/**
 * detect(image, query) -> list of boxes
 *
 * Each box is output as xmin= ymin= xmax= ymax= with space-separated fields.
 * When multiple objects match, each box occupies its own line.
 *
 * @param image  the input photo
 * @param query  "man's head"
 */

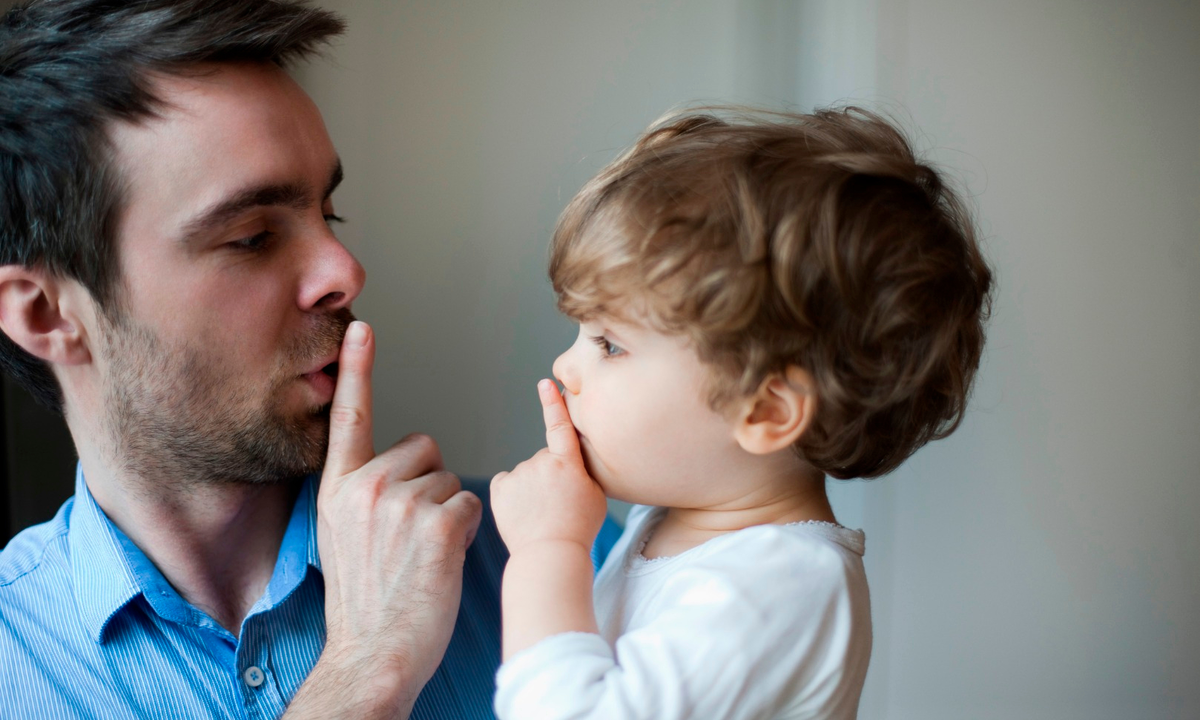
xmin=0 ymin=1 xmax=364 ymax=485
xmin=549 ymin=107 xmax=994 ymax=479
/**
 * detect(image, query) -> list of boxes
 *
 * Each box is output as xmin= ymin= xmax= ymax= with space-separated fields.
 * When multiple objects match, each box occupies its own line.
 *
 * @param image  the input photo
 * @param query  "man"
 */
xmin=0 ymin=1 xmax=507 ymax=717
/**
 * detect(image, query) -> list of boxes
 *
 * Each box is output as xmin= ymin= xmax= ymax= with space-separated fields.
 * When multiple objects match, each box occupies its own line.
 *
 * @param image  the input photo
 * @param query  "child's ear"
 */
xmin=732 ymin=366 xmax=818 ymax=455
xmin=0 ymin=265 xmax=93 ymax=367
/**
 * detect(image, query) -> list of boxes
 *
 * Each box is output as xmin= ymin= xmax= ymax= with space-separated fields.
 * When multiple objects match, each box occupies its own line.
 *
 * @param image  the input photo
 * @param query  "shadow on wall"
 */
xmin=2 ymin=376 xmax=77 ymax=544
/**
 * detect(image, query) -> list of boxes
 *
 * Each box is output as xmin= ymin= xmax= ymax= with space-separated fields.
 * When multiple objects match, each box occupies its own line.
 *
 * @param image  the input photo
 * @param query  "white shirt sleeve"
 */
xmin=493 ymin=525 xmax=869 ymax=720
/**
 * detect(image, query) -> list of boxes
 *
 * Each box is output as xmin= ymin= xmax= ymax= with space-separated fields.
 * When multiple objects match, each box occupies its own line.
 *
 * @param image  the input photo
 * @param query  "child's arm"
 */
xmin=490 ymin=381 xmax=869 ymax=720
xmin=490 ymin=379 xmax=609 ymax=660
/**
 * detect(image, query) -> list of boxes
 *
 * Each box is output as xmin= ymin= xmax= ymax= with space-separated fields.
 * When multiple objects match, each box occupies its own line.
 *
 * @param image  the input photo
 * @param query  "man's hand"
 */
xmin=287 ymin=321 xmax=483 ymax=719
xmin=490 ymin=379 xmax=608 ymax=556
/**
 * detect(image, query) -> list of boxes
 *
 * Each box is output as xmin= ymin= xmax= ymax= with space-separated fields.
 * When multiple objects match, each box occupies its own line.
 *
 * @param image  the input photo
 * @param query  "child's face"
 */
xmin=552 ymin=313 xmax=748 ymax=508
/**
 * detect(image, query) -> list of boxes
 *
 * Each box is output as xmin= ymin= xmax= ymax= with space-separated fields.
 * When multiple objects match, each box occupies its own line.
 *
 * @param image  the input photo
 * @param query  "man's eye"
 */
xmin=589 ymin=335 xmax=624 ymax=357
xmin=229 ymin=232 xmax=272 ymax=251
xmin=324 ymin=213 xmax=346 ymax=225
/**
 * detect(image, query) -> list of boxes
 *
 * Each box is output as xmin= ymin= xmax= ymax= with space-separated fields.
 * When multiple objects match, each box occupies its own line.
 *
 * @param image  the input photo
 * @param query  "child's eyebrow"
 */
xmin=599 ymin=325 xmax=634 ymax=345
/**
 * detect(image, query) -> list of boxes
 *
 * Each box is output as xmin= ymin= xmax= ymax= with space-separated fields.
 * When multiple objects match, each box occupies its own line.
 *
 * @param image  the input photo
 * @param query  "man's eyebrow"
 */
xmin=179 ymin=159 xmax=344 ymax=245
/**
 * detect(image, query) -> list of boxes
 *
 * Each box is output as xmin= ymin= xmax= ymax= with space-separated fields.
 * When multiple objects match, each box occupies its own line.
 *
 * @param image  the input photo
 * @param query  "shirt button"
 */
xmin=243 ymin=666 xmax=265 ymax=688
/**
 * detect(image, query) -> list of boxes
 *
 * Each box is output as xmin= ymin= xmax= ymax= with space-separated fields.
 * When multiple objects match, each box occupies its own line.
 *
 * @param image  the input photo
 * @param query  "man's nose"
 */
xmin=552 ymin=348 xmax=581 ymax=395
xmin=298 ymin=226 xmax=366 ymax=312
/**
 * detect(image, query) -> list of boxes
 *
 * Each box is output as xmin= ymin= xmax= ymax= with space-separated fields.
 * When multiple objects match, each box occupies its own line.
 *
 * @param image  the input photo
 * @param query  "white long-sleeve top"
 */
xmin=494 ymin=505 xmax=872 ymax=720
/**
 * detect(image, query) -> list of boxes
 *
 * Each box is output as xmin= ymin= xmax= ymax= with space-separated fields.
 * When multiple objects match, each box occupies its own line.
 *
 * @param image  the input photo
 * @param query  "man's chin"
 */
xmin=293 ymin=407 xmax=333 ymax=470
xmin=223 ymin=408 xmax=332 ymax=484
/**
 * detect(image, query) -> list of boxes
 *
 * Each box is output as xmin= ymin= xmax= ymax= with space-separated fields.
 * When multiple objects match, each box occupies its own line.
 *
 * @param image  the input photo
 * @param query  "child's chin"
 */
xmin=579 ymin=443 xmax=637 ymax=502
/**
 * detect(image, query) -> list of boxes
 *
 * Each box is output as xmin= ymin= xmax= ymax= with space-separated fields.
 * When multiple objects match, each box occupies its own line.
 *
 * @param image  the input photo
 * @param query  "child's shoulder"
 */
xmin=695 ymin=519 xmax=867 ymax=593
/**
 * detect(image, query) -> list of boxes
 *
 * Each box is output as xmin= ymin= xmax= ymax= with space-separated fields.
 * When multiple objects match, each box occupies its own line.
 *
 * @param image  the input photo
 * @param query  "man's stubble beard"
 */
xmin=99 ymin=307 xmax=354 ymax=489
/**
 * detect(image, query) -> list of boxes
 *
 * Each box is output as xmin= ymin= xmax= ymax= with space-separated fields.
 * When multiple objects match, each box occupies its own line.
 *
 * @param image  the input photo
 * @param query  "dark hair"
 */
xmin=0 ymin=0 xmax=344 ymax=411
xmin=551 ymin=107 xmax=994 ymax=479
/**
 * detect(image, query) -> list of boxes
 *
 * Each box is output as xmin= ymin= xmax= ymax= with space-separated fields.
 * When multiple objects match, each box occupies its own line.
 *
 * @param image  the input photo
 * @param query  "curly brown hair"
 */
xmin=549 ymin=107 xmax=994 ymax=479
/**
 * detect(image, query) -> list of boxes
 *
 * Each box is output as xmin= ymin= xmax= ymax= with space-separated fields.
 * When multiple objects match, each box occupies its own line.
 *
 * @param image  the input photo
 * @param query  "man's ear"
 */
xmin=0 ymin=265 xmax=92 ymax=366
xmin=733 ymin=366 xmax=818 ymax=455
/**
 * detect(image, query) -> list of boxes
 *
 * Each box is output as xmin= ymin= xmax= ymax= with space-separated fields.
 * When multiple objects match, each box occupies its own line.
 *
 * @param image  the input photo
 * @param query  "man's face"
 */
xmin=98 ymin=62 xmax=365 ymax=486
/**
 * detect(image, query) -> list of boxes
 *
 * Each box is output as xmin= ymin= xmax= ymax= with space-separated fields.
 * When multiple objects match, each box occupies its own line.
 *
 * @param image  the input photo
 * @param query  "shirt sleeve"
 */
xmin=493 ymin=528 xmax=868 ymax=720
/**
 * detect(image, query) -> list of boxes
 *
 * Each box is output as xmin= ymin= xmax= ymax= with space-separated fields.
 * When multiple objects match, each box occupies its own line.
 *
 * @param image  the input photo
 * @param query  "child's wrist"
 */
xmin=501 ymin=537 xmax=600 ymax=661
xmin=505 ymin=536 xmax=594 ymax=562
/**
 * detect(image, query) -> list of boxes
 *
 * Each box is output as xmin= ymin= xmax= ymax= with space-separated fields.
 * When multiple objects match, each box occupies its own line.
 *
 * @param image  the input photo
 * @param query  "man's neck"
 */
xmin=76 ymin=447 xmax=300 ymax=639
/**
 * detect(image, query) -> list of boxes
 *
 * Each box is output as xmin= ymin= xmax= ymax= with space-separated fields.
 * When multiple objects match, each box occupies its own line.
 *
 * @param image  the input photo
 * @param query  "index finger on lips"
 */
xmin=323 ymin=321 xmax=375 ymax=481
xmin=539 ymin=378 xmax=581 ymax=457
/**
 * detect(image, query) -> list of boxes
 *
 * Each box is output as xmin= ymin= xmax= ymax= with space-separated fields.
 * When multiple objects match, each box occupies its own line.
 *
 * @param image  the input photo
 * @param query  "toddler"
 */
xmin=490 ymin=107 xmax=993 ymax=719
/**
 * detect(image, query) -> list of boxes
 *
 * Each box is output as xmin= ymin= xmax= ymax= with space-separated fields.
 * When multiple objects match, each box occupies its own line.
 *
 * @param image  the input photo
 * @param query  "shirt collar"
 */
xmin=259 ymin=475 xmax=322 ymax=610
xmin=68 ymin=465 xmax=322 ymax=644
xmin=67 ymin=464 xmax=143 ymax=644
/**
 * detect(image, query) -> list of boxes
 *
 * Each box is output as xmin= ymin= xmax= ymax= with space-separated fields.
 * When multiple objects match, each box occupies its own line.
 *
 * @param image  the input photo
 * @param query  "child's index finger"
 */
xmin=539 ymin=378 xmax=581 ymax=457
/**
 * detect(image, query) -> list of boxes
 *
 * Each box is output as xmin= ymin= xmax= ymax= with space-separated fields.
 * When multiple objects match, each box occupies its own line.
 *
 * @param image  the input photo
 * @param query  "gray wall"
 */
xmin=309 ymin=1 xmax=1199 ymax=717
xmin=854 ymin=1 xmax=1200 ymax=717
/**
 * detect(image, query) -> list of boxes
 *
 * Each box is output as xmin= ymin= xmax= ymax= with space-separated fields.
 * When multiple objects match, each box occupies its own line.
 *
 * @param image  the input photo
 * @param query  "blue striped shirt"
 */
xmin=0 ymin=466 xmax=509 ymax=719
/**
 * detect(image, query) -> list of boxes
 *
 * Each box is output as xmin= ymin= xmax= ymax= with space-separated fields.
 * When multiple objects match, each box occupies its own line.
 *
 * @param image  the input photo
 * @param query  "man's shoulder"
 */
xmin=0 ymin=497 xmax=83 ymax=708
xmin=0 ymin=496 xmax=74 ymax=588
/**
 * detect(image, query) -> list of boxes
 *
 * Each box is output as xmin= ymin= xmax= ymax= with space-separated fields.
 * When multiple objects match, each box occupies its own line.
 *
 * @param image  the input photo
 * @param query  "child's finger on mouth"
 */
xmin=538 ymin=378 xmax=581 ymax=457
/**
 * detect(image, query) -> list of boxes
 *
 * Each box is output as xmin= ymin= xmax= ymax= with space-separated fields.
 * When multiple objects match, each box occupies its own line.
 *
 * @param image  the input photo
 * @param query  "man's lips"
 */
xmin=300 ymin=353 xmax=340 ymax=403
xmin=302 ymin=352 xmax=341 ymax=379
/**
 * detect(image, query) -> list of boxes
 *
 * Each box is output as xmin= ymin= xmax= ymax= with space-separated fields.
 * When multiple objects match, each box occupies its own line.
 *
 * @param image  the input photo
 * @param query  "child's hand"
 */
xmin=491 ymin=379 xmax=608 ymax=555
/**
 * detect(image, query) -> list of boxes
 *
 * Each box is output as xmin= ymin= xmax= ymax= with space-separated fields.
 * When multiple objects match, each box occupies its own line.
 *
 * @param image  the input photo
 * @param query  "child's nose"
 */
xmin=552 ymin=349 xmax=581 ymax=395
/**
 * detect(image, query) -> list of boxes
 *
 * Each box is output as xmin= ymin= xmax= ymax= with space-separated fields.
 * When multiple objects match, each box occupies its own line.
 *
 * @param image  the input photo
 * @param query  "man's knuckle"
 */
xmin=401 ymin=432 xmax=438 ymax=454
xmin=425 ymin=512 xmax=461 ymax=542
xmin=433 ymin=470 xmax=461 ymax=491
xmin=330 ymin=405 xmax=367 ymax=429
xmin=366 ymin=468 xmax=395 ymax=495
xmin=386 ymin=478 xmax=419 ymax=503
xmin=460 ymin=491 xmax=482 ymax=513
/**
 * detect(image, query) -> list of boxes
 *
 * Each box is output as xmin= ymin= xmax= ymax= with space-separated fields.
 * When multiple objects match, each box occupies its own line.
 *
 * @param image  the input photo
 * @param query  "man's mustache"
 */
xmin=291 ymin=307 xmax=357 ymax=368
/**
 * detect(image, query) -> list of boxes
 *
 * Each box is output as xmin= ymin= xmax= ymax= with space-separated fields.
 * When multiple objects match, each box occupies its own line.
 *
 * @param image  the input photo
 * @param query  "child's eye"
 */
xmin=589 ymin=335 xmax=624 ymax=358
xmin=324 ymin=213 xmax=346 ymax=226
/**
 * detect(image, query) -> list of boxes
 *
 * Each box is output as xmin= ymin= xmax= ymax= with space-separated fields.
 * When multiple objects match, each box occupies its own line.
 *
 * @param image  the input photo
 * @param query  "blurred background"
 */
xmin=4 ymin=1 xmax=1197 ymax=718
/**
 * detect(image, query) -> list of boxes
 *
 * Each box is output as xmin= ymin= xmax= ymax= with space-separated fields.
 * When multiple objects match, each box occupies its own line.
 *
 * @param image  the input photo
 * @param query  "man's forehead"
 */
xmin=107 ymin=62 xmax=305 ymax=153
xmin=105 ymin=61 xmax=335 ymax=237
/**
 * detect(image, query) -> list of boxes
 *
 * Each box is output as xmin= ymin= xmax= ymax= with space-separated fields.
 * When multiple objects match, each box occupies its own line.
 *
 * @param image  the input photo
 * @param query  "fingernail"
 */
xmin=538 ymin=379 xmax=554 ymax=395
xmin=347 ymin=321 xmax=368 ymax=348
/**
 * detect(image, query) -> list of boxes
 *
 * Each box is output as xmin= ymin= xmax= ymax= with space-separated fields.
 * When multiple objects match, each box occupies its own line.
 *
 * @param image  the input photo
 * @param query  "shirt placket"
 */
xmin=235 ymin=615 xmax=287 ymax=720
